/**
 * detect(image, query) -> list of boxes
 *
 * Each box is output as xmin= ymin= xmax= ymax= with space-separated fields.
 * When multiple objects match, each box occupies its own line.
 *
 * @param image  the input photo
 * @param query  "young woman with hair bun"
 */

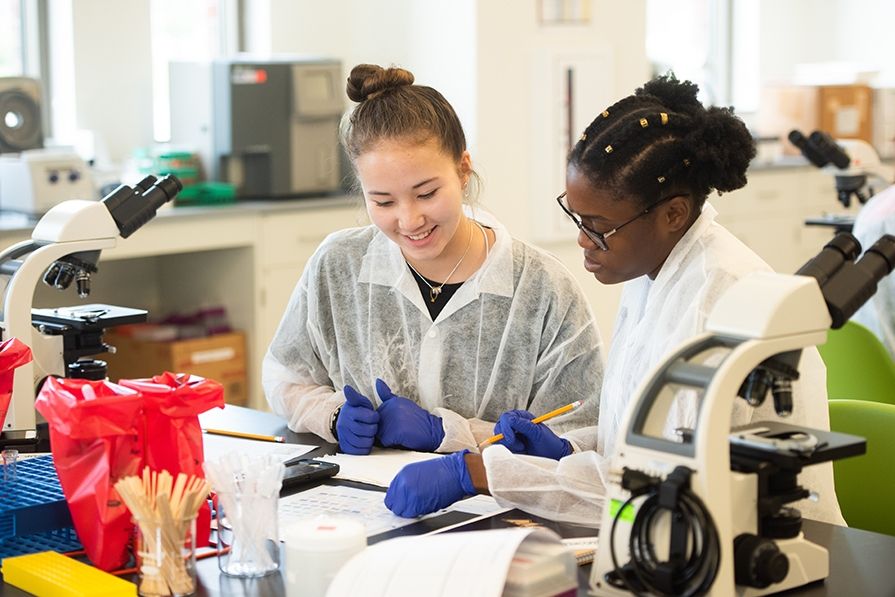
xmin=263 ymin=64 xmax=604 ymax=457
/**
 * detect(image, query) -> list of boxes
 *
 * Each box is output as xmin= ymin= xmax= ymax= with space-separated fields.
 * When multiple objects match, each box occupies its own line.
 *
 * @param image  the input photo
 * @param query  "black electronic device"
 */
xmin=280 ymin=459 xmax=340 ymax=494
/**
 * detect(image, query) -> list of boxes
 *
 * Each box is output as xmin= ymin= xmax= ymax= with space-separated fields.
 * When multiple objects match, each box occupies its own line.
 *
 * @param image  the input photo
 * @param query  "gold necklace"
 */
xmin=406 ymin=222 xmax=474 ymax=303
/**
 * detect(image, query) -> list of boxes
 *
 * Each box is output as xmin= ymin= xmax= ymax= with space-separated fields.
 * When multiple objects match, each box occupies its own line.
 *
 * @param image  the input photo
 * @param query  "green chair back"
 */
xmin=828 ymin=399 xmax=895 ymax=535
xmin=818 ymin=321 xmax=895 ymax=405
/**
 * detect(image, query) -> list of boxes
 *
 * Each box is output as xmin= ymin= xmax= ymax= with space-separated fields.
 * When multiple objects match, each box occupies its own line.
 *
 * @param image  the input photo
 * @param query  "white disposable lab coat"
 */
xmin=263 ymin=209 xmax=604 ymax=453
xmin=851 ymin=185 xmax=895 ymax=360
xmin=484 ymin=204 xmax=846 ymax=527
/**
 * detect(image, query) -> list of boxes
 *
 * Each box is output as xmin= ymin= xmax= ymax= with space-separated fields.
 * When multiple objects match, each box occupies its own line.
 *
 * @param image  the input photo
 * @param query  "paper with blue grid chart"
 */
xmin=278 ymin=485 xmax=507 ymax=539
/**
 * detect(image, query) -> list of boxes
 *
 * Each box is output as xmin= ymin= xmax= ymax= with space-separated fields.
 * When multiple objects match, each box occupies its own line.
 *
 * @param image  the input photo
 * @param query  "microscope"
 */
xmin=0 ymin=174 xmax=182 ymax=447
xmin=590 ymin=231 xmax=895 ymax=596
xmin=790 ymin=130 xmax=894 ymax=235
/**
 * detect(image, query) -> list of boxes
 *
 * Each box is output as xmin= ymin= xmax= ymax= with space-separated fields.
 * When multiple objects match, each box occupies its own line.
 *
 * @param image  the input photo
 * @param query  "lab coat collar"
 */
xmin=356 ymin=207 xmax=515 ymax=319
xmin=649 ymin=202 xmax=718 ymax=297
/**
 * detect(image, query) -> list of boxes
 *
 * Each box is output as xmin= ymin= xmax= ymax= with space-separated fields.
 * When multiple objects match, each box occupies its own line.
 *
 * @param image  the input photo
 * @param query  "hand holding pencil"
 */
xmin=480 ymin=401 xmax=581 ymax=460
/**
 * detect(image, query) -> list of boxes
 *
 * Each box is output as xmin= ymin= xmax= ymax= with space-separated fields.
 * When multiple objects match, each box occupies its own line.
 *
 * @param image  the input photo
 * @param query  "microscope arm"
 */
xmin=2 ymin=238 xmax=116 ymax=433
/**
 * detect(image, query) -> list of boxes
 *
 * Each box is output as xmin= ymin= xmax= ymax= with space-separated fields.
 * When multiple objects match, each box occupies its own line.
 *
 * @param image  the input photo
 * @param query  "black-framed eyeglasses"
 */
xmin=555 ymin=192 xmax=680 ymax=251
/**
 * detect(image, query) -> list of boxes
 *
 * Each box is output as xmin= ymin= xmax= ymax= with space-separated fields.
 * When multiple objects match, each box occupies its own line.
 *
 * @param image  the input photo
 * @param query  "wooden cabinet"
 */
xmin=256 ymin=205 xmax=366 ymax=378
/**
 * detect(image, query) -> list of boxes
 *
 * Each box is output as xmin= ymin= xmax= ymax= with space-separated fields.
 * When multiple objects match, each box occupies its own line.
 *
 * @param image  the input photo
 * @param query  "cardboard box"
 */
xmin=873 ymin=87 xmax=895 ymax=159
xmin=759 ymin=84 xmax=874 ymax=154
xmin=103 ymin=331 xmax=248 ymax=406
xmin=818 ymin=85 xmax=873 ymax=143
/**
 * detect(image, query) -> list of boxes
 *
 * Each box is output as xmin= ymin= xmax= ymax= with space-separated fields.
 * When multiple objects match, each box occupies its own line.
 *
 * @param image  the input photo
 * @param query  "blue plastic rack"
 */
xmin=0 ymin=455 xmax=82 ymax=560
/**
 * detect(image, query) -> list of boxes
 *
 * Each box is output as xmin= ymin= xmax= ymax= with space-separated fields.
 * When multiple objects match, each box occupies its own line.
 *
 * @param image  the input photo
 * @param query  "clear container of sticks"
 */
xmin=136 ymin=515 xmax=197 ymax=596
xmin=115 ymin=468 xmax=210 ymax=597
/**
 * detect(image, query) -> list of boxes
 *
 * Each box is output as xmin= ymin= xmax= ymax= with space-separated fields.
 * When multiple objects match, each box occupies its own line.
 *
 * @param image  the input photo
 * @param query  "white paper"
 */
xmin=326 ymin=528 xmax=561 ymax=597
xmin=279 ymin=485 xmax=507 ymax=538
xmin=317 ymin=448 xmax=442 ymax=487
xmin=202 ymin=432 xmax=316 ymax=464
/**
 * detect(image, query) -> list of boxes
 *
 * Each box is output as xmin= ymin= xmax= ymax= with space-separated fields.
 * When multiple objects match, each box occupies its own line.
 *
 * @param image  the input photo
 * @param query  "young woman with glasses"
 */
xmin=263 ymin=64 xmax=604 ymax=457
xmin=386 ymin=74 xmax=845 ymax=527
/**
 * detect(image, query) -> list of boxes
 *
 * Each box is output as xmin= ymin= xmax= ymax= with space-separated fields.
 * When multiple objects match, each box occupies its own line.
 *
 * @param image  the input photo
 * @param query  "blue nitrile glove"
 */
xmin=385 ymin=450 xmax=475 ymax=518
xmin=494 ymin=409 xmax=573 ymax=460
xmin=337 ymin=385 xmax=380 ymax=455
xmin=375 ymin=378 xmax=445 ymax=452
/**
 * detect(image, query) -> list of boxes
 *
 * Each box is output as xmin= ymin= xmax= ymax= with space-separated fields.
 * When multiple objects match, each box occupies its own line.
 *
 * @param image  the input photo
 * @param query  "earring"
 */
xmin=463 ymin=184 xmax=470 ymax=199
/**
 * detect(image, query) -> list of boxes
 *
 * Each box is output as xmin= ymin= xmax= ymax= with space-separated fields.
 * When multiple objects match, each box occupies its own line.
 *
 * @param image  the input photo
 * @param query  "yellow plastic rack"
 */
xmin=1 ymin=551 xmax=136 ymax=597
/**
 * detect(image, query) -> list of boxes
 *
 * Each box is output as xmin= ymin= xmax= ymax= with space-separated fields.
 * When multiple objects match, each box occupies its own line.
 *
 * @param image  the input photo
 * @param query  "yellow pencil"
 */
xmin=478 ymin=400 xmax=583 ymax=449
xmin=203 ymin=428 xmax=285 ymax=443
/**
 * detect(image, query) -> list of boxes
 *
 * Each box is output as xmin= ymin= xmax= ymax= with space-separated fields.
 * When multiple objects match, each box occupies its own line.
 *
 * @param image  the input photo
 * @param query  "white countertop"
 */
xmin=0 ymin=194 xmax=360 ymax=235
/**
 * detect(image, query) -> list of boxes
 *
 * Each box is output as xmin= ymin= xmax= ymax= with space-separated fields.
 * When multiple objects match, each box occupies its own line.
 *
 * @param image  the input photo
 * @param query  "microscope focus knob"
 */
xmin=734 ymin=533 xmax=790 ymax=588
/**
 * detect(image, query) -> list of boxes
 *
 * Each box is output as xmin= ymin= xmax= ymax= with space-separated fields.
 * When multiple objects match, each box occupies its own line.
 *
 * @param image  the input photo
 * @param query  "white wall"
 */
xmin=759 ymin=0 xmax=895 ymax=85
xmin=470 ymin=2 xmax=649 ymax=340
xmin=53 ymin=0 xmax=154 ymax=164
xmin=249 ymin=0 xmax=477 ymax=147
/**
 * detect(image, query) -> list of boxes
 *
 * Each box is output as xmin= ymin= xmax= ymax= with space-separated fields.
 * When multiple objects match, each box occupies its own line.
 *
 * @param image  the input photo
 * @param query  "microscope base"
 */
xmin=738 ymin=533 xmax=828 ymax=596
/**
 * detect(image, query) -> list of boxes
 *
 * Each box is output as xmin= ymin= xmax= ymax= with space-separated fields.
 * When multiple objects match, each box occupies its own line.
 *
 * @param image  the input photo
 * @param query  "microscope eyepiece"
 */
xmin=102 ymin=174 xmax=183 ymax=238
xmin=788 ymin=130 xmax=829 ymax=168
xmin=795 ymin=232 xmax=862 ymax=286
xmin=808 ymin=131 xmax=850 ymax=169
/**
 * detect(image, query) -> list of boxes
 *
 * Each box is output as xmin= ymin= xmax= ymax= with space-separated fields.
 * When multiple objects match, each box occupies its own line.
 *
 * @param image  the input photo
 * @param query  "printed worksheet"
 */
xmin=278 ymin=485 xmax=507 ymax=538
xmin=316 ymin=448 xmax=443 ymax=487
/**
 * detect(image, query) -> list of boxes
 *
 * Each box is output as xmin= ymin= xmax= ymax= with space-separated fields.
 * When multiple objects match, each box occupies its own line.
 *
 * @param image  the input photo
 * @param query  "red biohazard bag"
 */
xmin=118 ymin=372 xmax=225 ymax=546
xmin=34 ymin=377 xmax=144 ymax=571
xmin=0 ymin=337 xmax=33 ymax=429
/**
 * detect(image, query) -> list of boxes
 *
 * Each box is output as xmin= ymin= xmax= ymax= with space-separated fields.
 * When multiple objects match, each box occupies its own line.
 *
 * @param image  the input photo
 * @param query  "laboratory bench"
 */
xmin=3 ymin=405 xmax=893 ymax=596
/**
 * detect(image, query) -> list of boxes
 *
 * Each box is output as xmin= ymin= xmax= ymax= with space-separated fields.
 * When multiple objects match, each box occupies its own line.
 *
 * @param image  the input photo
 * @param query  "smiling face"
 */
xmin=565 ymin=164 xmax=686 ymax=285
xmin=356 ymin=137 xmax=472 ymax=270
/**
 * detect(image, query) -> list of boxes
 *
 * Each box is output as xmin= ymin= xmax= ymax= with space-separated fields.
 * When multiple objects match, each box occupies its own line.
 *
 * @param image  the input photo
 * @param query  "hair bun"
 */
xmin=346 ymin=64 xmax=415 ymax=102
xmin=637 ymin=74 xmax=702 ymax=114
xmin=684 ymin=106 xmax=756 ymax=193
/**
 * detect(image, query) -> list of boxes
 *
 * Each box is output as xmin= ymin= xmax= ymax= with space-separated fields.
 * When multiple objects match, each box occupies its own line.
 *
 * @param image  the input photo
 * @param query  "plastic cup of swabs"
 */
xmin=204 ymin=453 xmax=285 ymax=577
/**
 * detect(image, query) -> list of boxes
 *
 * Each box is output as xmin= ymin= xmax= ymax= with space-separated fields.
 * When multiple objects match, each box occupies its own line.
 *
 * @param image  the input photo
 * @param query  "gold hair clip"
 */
xmin=683 ymin=158 xmax=691 ymax=166
xmin=602 ymin=110 xmax=609 ymax=118
xmin=640 ymin=118 xmax=648 ymax=128
xmin=660 ymin=112 xmax=669 ymax=125
xmin=604 ymin=145 xmax=613 ymax=154
xmin=580 ymin=133 xmax=587 ymax=141
xmin=657 ymin=176 xmax=666 ymax=183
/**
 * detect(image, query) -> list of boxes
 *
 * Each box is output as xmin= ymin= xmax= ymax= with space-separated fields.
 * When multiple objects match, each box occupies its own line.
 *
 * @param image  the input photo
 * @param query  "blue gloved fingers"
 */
xmin=348 ymin=406 xmax=380 ymax=428
xmin=494 ymin=413 xmax=524 ymax=452
xmin=343 ymin=384 xmax=375 ymax=409
xmin=338 ymin=385 xmax=380 ymax=455
xmin=492 ymin=410 xmax=571 ymax=460
xmin=374 ymin=380 xmax=445 ymax=452
xmin=385 ymin=452 xmax=473 ymax=518
xmin=494 ymin=410 xmax=536 ymax=453
xmin=340 ymin=433 xmax=375 ymax=455
xmin=375 ymin=378 xmax=393 ymax=402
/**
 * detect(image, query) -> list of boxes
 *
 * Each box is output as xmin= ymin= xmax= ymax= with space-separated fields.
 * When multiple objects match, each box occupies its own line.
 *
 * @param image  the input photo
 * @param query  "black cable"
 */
xmin=606 ymin=468 xmax=721 ymax=596
xmin=609 ymin=493 xmax=650 ymax=596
